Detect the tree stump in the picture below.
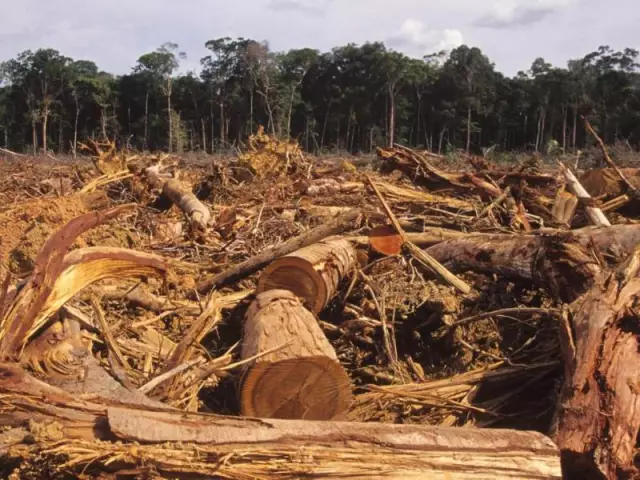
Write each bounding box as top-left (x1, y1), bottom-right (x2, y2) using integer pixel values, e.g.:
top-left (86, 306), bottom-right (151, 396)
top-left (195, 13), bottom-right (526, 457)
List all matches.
top-left (240, 289), bottom-right (352, 420)
top-left (256, 238), bottom-right (357, 313)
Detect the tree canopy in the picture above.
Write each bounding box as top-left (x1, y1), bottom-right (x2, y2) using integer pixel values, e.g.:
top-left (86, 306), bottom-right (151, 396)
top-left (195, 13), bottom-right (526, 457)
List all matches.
top-left (0, 40), bottom-right (638, 155)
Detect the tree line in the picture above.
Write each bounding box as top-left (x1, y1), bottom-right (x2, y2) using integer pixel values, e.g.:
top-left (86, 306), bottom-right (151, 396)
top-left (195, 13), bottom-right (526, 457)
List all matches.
top-left (0, 39), bottom-right (638, 156)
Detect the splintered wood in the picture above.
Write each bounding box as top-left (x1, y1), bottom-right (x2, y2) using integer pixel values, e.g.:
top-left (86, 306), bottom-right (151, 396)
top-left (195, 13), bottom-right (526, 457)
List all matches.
top-left (240, 290), bottom-right (352, 420)
top-left (3, 141), bottom-right (640, 479)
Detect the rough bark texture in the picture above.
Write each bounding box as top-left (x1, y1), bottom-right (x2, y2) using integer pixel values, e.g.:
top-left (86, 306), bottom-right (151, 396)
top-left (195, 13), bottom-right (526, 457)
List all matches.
top-left (257, 238), bottom-right (357, 313)
top-left (555, 248), bottom-right (640, 480)
top-left (240, 289), bottom-right (352, 421)
top-left (0, 363), bottom-right (562, 479)
top-left (426, 233), bottom-right (601, 302)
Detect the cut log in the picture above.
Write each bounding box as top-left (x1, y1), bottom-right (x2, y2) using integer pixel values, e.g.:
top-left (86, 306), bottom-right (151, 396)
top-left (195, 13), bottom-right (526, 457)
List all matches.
top-left (365, 226), bottom-right (467, 255)
top-left (557, 161), bottom-right (611, 227)
top-left (240, 289), bottom-right (352, 421)
top-left (145, 165), bottom-right (211, 230)
top-left (426, 233), bottom-right (601, 302)
top-left (256, 238), bottom-right (357, 313)
top-left (197, 209), bottom-right (361, 293)
top-left (555, 246), bottom-right (640, 479)
top-left (0, 363), bottom-right (562, 479)
top-left (552, 189), bottom-right (578, 226)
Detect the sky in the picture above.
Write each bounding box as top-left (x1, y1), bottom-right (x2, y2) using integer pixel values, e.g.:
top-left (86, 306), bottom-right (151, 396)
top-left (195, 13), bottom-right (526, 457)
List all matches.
top-left (0, 0), bottom-right (638, 77)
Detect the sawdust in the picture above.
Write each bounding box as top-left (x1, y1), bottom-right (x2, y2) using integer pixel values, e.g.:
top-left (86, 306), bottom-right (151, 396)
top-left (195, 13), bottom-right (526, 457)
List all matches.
top-left (0, 190), bottom-right (133, 275)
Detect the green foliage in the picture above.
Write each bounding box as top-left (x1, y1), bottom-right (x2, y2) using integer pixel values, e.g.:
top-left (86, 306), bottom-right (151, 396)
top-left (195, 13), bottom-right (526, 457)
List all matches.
top-left (0, 41), bottom-right (638, 155)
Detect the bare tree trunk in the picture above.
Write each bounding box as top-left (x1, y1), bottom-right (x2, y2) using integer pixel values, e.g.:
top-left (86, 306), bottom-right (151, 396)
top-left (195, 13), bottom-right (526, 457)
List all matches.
top-left (287, 86), bottom-right (295, 138)
top-left (562, 105), bottom-right (567, 152)
top-left (320, 102), bottom-right (331, 151)
top-left (416, 91), bottom-right (422, 147)
top-left (219, 98), bottom-right (225, 150)
top-left (144, 91), bottom-right (149, 150)
top-left (572, 102), bottom-right (578, 151)
top-left (200, 118), bottom-right (207, 152)
top-left (167, 92), bottom-right (172, 153)
top-left (31, 119), bottom-right (37, 155)
top-left (438, 127), bottom-right (446, 154)
top-left (42, 104), bottom-right (49, 153)
top-left (523, 113), bottom-right (528, 149)
top-left (58, 113), bottom-right (63, 154)
top-left (388, 86), bottom-right (396, 148)
top-left (100, 107), bottom-right (107, 139)
top-left (466, 104), bottom-right (472, 153)
top-left (249, 88), bottom-right (254, 134)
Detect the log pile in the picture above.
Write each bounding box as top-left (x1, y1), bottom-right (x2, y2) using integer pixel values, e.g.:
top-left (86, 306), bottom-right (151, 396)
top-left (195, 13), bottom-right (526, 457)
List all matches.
top-left (1, 139), bottom-right (640, 479)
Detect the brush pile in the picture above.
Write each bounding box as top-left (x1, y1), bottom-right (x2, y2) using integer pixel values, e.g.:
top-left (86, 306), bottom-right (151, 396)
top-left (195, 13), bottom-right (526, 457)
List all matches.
top-left (0, 134), bottom-right (639, 479)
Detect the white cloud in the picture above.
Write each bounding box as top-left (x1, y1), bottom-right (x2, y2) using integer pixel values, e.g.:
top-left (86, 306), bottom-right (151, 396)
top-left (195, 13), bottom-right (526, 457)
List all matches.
top-left (387, 19), bottom-right (463, 56)
top-left (478, 0), bottom-right (579, 27)
top-left (269, 0), bottom-right (332, 13)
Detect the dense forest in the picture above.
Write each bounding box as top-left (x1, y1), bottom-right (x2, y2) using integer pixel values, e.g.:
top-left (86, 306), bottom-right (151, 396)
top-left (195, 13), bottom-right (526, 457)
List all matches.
top-left (0, 39), bottom-right (639, 155)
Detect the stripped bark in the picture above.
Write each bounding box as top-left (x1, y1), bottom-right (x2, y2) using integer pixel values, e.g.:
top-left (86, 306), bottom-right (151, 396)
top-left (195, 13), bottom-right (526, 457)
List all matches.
top-left (240, 290), bottom-right (352, 420)
top-left (555, 246), bottom-right (640, 479)
top-left (426, 233), bottom-right (601, 302)
top-left (0, 363), bottom-right (562, 479)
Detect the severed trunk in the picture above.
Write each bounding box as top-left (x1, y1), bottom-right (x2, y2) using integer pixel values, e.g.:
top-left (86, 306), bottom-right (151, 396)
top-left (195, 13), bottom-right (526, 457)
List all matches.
top-left (0, 363), bottom-right (562, 479)
top-left (425, 233), bottom-right (601, 302)
top-left (240, 289), bottom-right (352, 421)
top-left (552, 189), bottom-right (578, 226)
top-left (145, 166), bottom-right (211, 230)
top-left (256, 238), bottom-right (357, 313)
top-left (554, 247), bottom-right (640, 479)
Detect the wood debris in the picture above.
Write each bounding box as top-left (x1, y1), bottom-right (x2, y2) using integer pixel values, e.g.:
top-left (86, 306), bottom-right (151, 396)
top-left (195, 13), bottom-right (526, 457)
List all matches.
top-left (2, 140), bottom-right (640, 479)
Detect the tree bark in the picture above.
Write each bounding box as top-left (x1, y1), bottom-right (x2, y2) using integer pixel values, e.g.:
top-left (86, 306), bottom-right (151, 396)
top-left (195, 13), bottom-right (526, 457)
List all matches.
top-left (240, 289), bottom-right (352, 421)
top-left (200, 117), bottom-right (207, 152)
top-left (554, 247), bottom-right (640, 480)
top-left (197, 209), bottom-right (361, 293)
top-left (552, 189), bottom-right (578, 226)
top-left (562, 104), bottom-right (568, 152)
top-left (573, 103), bottom-right (578, 151)
top-left (426, 233), bottom-right (601, 302)
top-left (257, 238), bottom-right (357, 313)
top-left (0, 363), bottom-right (562, 479)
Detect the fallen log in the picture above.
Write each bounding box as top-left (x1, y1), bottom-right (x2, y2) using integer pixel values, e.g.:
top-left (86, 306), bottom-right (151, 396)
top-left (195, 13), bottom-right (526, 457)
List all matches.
top-left (425, 233), bottom-right (601, 302)
top-left (256, 238), bottom-right (357, 313)
top-left (555, 245), bottom-right (640, 479)
top-left (0, 363), bottom-right (562, 479)
top-left (197, 209), bottom-right (361, 293)
top-left (145, 165), bottom-right (211, 230)
top-left (240, 289), bottom-right (352, 420)
top-left (557, 161), bottom-right (611, 227)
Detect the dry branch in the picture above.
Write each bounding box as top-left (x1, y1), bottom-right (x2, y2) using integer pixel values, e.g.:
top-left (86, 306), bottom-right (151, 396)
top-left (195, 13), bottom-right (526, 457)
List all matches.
top-left (197, 209), bottom-right (361, 293)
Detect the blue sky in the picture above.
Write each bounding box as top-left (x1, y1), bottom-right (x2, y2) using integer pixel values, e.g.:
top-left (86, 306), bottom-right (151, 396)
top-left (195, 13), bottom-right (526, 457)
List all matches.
top-left (0, 0), bottom-right (637, 76)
